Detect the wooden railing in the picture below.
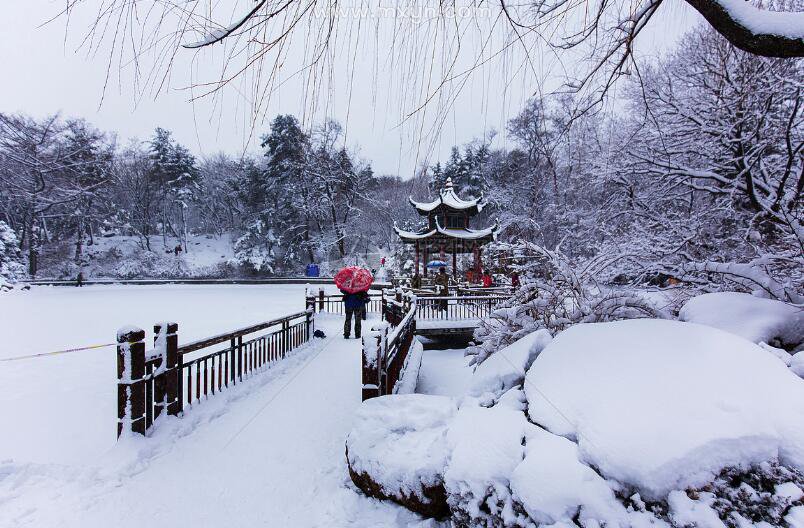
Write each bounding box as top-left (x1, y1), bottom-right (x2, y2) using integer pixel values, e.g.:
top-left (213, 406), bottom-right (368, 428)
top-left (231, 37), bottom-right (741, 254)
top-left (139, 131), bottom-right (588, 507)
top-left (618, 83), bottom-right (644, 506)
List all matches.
top-left (415, 294), bottom-right (508, 322)
top-left (116, 309), bottom-right (314, 437)
top-left (361, 295), bottom-right (417, 401)
top-left (305, 289), bottom-right (385, 315)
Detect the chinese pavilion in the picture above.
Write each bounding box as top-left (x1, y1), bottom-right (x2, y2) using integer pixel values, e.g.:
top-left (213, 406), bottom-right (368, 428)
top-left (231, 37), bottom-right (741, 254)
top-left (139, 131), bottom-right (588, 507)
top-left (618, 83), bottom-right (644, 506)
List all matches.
top-left (395, 177), bottom-right (499, 279)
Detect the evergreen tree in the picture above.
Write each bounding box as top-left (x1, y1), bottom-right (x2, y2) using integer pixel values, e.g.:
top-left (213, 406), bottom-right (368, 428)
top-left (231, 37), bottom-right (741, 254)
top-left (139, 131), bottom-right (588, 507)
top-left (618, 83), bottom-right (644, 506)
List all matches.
top-left (0, 221), bottom-right (25, 289)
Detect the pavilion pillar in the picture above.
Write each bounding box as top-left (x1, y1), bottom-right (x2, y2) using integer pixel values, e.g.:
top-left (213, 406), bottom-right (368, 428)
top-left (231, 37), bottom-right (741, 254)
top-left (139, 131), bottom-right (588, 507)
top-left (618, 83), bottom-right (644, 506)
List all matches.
top-left (423, 243), bottom-right (429, 278)
top-left (414, 241), bottom-right (420, 276)
top-left (452, 240), bottom-right (457, 280)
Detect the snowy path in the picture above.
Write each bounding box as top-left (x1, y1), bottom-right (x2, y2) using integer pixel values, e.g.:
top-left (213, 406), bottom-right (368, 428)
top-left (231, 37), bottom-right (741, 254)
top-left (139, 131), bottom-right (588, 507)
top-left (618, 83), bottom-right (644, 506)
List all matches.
top-left (0, 315), bottom-right (426, 528)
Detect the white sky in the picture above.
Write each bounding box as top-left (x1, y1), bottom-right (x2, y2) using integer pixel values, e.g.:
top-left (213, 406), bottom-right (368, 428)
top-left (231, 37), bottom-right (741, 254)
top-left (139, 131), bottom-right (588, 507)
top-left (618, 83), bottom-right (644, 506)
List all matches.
top-left (0, 1), bottom-right (701, 176)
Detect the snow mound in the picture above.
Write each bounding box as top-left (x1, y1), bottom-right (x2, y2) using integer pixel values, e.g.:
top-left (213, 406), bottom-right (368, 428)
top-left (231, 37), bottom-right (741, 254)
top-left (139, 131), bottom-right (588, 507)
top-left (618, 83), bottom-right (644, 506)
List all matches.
top-left (511, 425), bottom-right (628, 526)
top-left (792, 352), bottom-right (804, 378)
top-left (525, 319), bottom-right (804, 499)
top-left (679, 292), bottom-right (803, 348)
top-left (467, 329), bottom-right (552, 400)
top-left (346, 394), bottom-right (455, 517)
top-left (444, 405), bottom-right (530, 526)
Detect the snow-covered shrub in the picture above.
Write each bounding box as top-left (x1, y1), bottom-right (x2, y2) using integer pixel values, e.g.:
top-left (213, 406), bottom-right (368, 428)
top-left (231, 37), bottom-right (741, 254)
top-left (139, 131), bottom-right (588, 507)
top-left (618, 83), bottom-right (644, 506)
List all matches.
top-left (679, 291), bottom-right (804, 351)
top-left (467, 330), bottom-right (551, 403)
top-left (0, 221), bottom-right (25, 289)
top-left (467, 242), bottom-right (666, 366)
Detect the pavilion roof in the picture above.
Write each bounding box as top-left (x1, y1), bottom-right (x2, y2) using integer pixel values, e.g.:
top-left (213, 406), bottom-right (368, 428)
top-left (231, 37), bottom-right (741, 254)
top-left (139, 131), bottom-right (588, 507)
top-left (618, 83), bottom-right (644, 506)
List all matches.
top-left (394, 218), bottom-right (499, 244)
top-left (409, 177), bottom-right (484, 216)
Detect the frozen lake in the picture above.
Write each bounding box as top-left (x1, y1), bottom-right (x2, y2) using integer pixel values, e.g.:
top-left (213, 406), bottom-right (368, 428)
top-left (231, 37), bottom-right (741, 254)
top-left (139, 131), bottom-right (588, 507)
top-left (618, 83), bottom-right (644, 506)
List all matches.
top-left (0, 283), bottom-right (337, 464)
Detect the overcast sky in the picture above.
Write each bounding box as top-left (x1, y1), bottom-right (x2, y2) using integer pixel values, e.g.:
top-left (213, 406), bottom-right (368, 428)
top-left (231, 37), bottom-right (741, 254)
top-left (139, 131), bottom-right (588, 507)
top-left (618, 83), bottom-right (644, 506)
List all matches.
top-left (0, 1), bottom-right (701, 176)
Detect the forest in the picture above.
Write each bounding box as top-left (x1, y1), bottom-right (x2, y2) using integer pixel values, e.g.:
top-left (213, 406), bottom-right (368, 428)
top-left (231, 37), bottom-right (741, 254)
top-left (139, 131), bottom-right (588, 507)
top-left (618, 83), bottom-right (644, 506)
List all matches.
top-left (0, 25), bottom-right (800, 304)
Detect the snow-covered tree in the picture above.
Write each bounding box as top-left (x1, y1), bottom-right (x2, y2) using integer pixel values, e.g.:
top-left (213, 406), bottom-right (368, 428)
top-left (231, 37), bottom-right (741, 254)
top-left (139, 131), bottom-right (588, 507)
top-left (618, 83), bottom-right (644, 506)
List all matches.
top-left (0, 221), bottom-right (25, 289)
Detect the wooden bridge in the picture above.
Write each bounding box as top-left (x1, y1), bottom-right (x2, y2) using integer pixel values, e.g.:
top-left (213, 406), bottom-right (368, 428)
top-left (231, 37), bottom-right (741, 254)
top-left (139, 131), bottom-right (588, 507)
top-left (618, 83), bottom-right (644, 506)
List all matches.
top-left (115, 287), bottom-right (509, 437)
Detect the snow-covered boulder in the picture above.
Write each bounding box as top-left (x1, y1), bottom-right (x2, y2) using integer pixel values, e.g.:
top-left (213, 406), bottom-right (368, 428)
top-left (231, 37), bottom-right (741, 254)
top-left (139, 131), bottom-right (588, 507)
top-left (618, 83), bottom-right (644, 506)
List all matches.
top-left (679, 292), bottom-right (804, 349)
top-left (443, 405), bottom-right (531, 526)
top-left (510, 425), bottom-right (629, 526)
top-left (792, 352), bottom-right (804, 378)
top-left (467, 329), bottom-right (552, 401)
top-left (525, 319), bottom-right (804, 499)
top-left (346, 394), bottom-right (455, 518)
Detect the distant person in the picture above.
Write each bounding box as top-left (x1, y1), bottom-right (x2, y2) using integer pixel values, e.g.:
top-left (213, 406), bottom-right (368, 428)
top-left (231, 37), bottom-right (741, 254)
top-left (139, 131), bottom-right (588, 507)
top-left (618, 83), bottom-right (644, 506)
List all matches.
top-left (174, 244), bottom-right (182, 256)
top-left (510, 271), bottom-right (520, 288)
top-left (75, 271), bottom-right (84, 287)
top-left (341, 289), bottom-right (369, 339)
top-left (481, 269), bottom-right (493, 288)
top-left (411, 273), bottom-right (422, 289)
top-left (434, 267), bottom-right (450, 311)
top-left (465, 269), bottom-right (475, 284)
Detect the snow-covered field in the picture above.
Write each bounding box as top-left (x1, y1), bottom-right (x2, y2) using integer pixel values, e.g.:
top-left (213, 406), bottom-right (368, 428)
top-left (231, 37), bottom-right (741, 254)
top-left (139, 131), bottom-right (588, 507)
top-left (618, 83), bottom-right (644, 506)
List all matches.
top-left (0, 284), bottom-right (340, 465)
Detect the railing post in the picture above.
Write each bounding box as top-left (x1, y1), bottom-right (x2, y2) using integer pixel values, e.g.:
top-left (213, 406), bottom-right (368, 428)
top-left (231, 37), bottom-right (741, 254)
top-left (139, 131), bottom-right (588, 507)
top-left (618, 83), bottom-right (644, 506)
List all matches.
top-left (319, 288), bottom-right (325, 312)
top-left (237, 335), bottom-right (243, 381)
top-left (154, 322), bottom-right (180, 417)
top-left (306, 289), bottom-right (316, 312)
top-left (282, 319), bottom-right (290, 357)
top-left (306, 309), bottom-right (314, 340)
top-left (361, 329), bottom-right (383, 401)
top-left (117, 326), bottom-right (146, 438)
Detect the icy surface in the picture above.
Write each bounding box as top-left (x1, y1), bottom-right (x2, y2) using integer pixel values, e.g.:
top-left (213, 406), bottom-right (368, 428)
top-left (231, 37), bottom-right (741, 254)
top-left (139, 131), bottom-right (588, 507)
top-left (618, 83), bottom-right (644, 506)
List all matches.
top-left (415, 348), bottom-right (474, 397)
top-left (679, 291), bottom-right (803, 347)
top-left (525, 319), bottom-right (804, 498)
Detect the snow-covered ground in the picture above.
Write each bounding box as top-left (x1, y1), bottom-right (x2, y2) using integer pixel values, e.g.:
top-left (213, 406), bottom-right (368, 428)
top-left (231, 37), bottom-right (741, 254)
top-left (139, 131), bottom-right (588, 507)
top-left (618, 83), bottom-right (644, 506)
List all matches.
top-left (0, 284), bottom-right (340, 465)
top-left (0, 313), bottom-right (427, 527)
top-left (415, 348), bottom-right (473, 397)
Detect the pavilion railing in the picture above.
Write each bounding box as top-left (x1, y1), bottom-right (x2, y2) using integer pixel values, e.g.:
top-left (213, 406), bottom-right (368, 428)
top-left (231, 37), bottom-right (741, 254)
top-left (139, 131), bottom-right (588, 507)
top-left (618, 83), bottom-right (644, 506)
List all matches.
top-left (116, 309), bottom-right (314, 438)
top-left (415, 294), bottom-right (509, 322)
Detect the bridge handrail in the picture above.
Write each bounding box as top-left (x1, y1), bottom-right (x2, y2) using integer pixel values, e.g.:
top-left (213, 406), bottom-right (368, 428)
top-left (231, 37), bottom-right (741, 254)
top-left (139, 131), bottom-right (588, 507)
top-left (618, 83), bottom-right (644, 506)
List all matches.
top-left (116, 308), bottom-right (315, 438)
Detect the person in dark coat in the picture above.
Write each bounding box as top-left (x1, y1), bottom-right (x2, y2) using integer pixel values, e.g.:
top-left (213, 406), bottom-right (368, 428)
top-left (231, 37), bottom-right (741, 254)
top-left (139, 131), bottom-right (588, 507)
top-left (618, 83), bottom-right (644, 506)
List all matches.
top-left (342, 289), bottom-right (369, 339)
top-left (510, 271), bottom-right (520, 288)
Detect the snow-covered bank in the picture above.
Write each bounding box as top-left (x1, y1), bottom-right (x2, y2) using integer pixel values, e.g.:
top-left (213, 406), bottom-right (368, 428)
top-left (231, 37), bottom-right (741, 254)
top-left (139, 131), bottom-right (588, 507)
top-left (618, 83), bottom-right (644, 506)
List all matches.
top-left (0, 284), bottom-right (338, 465)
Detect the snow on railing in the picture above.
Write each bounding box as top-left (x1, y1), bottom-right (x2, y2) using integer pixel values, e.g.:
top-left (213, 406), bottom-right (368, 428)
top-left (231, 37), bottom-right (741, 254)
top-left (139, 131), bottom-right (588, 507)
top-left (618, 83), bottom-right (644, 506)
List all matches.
top-left (361, 295), bottom-right (417, 401)
top-left (116, 310), bottom-right (314, 438)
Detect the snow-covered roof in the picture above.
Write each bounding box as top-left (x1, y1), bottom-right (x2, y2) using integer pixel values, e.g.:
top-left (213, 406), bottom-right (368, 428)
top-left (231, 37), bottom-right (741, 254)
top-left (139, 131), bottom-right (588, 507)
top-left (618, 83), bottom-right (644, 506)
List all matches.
top-left (409, 178), bottom-right (484, 215)
top-left (394, 218), bottom-right (499, 242)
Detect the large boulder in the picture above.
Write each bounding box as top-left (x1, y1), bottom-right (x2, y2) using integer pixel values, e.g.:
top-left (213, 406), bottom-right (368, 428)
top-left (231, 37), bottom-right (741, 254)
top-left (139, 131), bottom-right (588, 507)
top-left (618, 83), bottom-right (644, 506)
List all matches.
top-left (525, 319), bottom-right (804, 499)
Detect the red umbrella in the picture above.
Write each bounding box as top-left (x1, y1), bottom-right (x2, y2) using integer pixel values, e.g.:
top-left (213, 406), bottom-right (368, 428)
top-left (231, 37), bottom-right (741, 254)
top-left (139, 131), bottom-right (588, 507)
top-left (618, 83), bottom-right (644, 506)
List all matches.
top-left (334, 266), bottom-right (374, 294)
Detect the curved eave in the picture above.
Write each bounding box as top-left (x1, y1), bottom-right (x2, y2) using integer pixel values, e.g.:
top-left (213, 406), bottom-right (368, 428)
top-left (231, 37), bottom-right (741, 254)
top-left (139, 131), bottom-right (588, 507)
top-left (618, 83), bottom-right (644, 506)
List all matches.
top-left (409, 190), bottom-right (483, 215)
top-left (394, 224), bottom-right (437, 241)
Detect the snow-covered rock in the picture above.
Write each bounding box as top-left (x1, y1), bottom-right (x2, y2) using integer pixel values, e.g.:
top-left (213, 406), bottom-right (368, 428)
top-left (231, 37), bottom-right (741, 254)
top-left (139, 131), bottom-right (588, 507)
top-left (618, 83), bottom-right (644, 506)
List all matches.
top-left (467, 329), bottom-right (552, 401)
top-left (510, 426), bottom-right (628, 526)
top-left (679, 292), bottom-right (803, 349)
top-left (346, 394), bottom-right (455, 518)
top-left (525, 319), bottom-right (804, 499)
top-left (443, 405), bottom-right (530, 526)
top-left (791, 352), bottom-right (804, 378)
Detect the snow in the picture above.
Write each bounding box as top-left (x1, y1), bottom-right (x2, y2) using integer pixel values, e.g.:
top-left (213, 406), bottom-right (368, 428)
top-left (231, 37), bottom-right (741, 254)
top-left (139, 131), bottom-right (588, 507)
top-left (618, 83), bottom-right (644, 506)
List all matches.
top-left (525, 319), bottom-right (804, 499)
top-left (510, 426), bottom-right (627, 526)
top-left (0, 283), bottom-right (340, 465)
top-left (679, 291), bottom-right (803, 347)
top-left (415, 348), bottom-right (474, 397)
top-left (792, 352), bottom-right (804, 378)
top-left (467, 329), bottom-right (552, 399)
top-left (346, 394), bottom-right (455, 504)
top-left (394, 338), bottom-right (425, 395)
top-left (415, 318), bottom-right (479, 330)
top-left (717, 0), bottom-right (804, 40)
top-left (667, 490), bottom-right (726, 528)
top-left (443, 405), bottom-right (529, 525)
top-left (0, 314), bottom-right (424, 527)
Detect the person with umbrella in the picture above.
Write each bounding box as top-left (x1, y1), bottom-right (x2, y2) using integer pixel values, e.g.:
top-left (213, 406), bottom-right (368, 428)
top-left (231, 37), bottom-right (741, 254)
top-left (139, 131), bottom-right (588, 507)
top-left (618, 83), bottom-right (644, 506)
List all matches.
top-left (334, 266), bottom-right (374, 339)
